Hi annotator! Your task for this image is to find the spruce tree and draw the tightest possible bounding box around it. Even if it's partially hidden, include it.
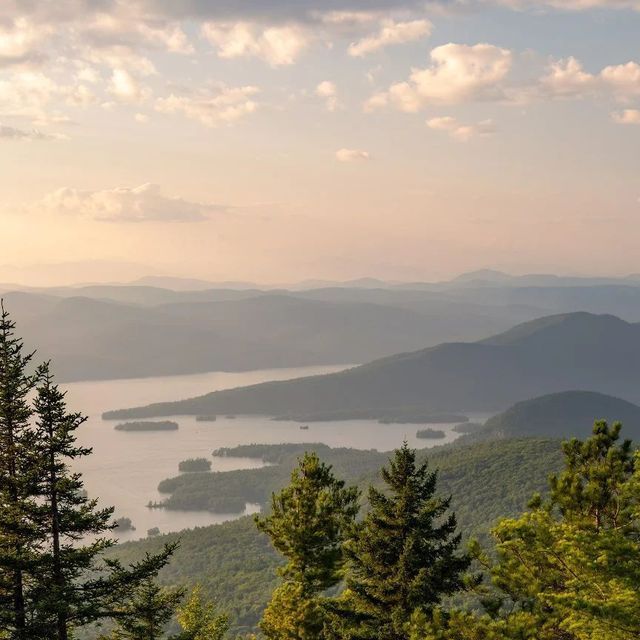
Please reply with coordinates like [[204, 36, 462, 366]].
[[27, 362, 116, 638], [0, 304, 38, 639], [342, 443, 469, 640], [104, 575, 185, 640], [416, 422, 640, 640], [256, 452, 359, 639], [0, 306, 188, 639]]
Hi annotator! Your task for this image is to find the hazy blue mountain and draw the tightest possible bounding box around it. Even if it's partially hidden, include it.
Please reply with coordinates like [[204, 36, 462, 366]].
[[479, 391, 640, 439], [3, 289, 533, 382], [104, 312, 640, 420]]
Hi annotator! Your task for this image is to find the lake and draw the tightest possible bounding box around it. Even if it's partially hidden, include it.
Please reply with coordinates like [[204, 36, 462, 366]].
[[65, 365, 482, 542]]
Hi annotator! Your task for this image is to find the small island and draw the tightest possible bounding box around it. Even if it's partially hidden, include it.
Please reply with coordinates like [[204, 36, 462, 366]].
[[114, 420, 179, 432], [179, 457, 212, 472], [416, 428, 446, 439], [196, 415, 217, 422], [114, 516, 135, 531]]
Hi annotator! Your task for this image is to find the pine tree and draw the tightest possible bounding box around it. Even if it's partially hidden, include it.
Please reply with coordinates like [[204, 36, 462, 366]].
[[176, 585, 229, 640], [0, 304, 38, 639], [26, 361, 116, 639], [416, 422, 640, 640], [0, 306, 188, 639], [341, 443, 469, 640], [104, 576, 185, 640], [256, 452, 359, 639]]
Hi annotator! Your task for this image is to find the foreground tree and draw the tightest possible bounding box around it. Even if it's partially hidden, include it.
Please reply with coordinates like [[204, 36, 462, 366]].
[[28, 362, 116, 638], [0, 305, 38, 639], [417, 422, 640, 640], [340, 443, 469, 640], [104, 572, 184, 640], [0, 305, 188, 639], [176, 585, 229, 640], [256, 452, 359, 639]]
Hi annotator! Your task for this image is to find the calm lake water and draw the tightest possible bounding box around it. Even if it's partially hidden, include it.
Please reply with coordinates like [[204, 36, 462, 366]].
[[64, 365, 479, 542]]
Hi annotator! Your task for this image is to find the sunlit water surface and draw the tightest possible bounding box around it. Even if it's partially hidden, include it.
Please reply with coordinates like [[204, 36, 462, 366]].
[[64, 365, 485, 541]]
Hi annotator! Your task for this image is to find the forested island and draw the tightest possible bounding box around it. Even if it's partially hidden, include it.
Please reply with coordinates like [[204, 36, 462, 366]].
[[178, 457, 212, 472], [114, 420, 179, 432], [196, 415, 217, 422], [416, 428, 446, 439]]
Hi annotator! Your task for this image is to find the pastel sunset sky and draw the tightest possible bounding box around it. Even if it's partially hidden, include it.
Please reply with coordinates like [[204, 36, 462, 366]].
[[1, 1, 639, 284]]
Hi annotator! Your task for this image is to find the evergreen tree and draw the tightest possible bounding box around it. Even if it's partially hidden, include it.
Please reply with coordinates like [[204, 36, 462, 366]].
[[104, 575, 184, 640], [27, 362, 116, 639], [0, 307, 188, 639], [0, 304, 38, 639], [256, 452, 359, 639], [417, 422, 640, 640], [176, 585, 229, 640], [341, 443, 469, 640]]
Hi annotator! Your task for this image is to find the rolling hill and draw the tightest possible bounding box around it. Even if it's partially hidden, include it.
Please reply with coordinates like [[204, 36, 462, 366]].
[[104, 312, 640, 420], [2, 289, 540, 382], [478, 391, 640, 439]]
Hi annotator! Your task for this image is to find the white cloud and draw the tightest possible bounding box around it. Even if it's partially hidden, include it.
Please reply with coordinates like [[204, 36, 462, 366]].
[[201, 22, 311, 66], [348, 19, 432, 57], [109, 68, 151, 103], [539, 57, 599, 98], [336, 148, 371, 162], [82, 12, 193, 55], [0, 70, 57, 120], [37, 183, 228, 223], [0, 123, 62, 141], [540, 58, 640, 101], [601, 61, 640, 99], [612, 109, 640, 124], [135, 112, 149, 123], [155, 85, 260, 127], [0, 17, 50, 67], [315, 80, 339, 111], [426, 115, 495, 141], [495, 0, 640, 10], [369, 43, 513, 112]]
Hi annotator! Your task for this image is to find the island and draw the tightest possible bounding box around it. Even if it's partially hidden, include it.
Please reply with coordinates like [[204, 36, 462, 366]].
[[114, 420, 179, 432], [416, 428, 446, 439], [179, 458, 212, 472], [196, 415, 217, 422], [114, 516, 135, 531]]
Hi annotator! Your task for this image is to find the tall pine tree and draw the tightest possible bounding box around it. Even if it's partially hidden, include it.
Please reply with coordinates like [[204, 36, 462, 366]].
[[256, 452, 359, 639], [0, 304, 38, 639], [27, 362, 117, 639], [0, 305, 188, 639], [340, 443, 469, 640]]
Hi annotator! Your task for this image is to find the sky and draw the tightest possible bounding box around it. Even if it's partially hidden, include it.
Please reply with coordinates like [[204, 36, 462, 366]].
[[1, 0, 640, 285]]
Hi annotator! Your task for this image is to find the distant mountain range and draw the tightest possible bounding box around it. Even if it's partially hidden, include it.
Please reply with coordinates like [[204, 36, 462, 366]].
[[103, 312, 640, 420], [4, 270, 640, 382]]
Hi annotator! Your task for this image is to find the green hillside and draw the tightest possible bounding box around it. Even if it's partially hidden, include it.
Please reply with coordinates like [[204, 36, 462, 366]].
[[110, 437, 564, 634], [479, 390, 640, 439]]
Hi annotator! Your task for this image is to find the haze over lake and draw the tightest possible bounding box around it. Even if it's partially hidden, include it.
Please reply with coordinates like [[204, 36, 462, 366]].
[[64, 365, 479, 542]]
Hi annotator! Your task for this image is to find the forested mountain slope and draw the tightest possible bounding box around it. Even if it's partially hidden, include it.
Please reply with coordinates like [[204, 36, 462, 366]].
[[105, 312, 640, 419]]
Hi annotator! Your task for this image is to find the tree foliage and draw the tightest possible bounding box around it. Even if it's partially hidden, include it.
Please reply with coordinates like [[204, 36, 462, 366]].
[[417, 422, 640, 640], [256, 452, 359, 639], [339, 443, 469, 640]]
